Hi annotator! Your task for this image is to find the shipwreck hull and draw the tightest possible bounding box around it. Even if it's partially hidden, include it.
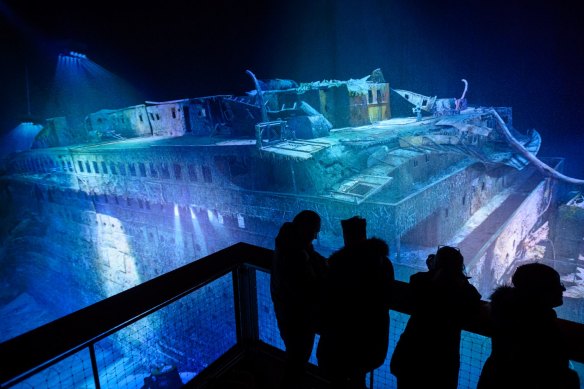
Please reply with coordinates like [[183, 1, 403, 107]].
[[0, 143, 553, 314], [0, 125, 569, 383]]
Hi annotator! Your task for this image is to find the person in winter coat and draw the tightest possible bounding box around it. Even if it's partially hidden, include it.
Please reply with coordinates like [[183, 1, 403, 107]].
[[390, 245, 481, 389], [271, 210, 327, 389], [477, 263, 579, 389], [317, 216, 394, 389]]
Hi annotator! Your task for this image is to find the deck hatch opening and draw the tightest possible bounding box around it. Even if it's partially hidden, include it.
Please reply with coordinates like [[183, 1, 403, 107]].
[[348, 183, 375, 196]]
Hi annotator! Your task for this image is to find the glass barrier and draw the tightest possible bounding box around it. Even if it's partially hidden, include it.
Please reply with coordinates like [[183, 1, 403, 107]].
[[11, 349, 95, 389], [258, 268, 498, 389], [11, 273, 236, 389], [6, 260, 582, 389]]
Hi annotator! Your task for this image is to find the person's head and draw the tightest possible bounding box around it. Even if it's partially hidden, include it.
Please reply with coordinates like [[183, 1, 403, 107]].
[[292, 210, 321, 247], [341, 216, 367, 247], [275, 222, 297, 251], [426, 254, 436, 271], [434, 245, 466, 276], [367, 237, 390, 259], [512, 263, 565, 308]]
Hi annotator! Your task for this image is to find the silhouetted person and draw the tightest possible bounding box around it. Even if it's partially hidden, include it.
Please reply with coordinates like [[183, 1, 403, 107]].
[[426, 253, 436, 272], [317, 216, 394, 388], [390, 246, 481, 389], [477, 263, 579, 389], [271, 210, 327, 389]]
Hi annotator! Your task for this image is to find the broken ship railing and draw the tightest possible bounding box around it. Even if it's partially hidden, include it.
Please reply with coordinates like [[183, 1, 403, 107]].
[[0, 242, 583, 388]]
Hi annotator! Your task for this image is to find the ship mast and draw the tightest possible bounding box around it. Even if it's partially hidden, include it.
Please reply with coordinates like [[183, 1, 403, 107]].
[[245, 69, 268, 122]]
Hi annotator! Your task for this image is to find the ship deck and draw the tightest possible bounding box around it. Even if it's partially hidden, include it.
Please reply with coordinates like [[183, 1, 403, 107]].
[[61, 113, 479, 154]]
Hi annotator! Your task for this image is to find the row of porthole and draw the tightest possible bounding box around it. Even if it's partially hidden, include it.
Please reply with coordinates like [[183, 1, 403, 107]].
[[44, 188, 204, 216], [47, 198, 221, 236], [13, 156, 64, 173], [15, 156, 214, 184]]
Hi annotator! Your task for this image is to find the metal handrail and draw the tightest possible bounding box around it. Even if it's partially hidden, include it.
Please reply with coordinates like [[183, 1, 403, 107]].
[[0, 242, 264, 387], [1, 242, 582, 387]]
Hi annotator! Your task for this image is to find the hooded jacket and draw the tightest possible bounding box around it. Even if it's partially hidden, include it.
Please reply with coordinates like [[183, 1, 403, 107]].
[[317, 237, 394, 372], [477, 286, 578, 389]]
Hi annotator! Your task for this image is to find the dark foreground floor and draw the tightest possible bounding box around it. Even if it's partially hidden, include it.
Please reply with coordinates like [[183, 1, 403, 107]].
[[185, 343, 329, 389]]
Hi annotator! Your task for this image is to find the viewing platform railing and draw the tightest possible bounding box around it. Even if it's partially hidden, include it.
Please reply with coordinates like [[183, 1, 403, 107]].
[[1, 242, 583, 388]]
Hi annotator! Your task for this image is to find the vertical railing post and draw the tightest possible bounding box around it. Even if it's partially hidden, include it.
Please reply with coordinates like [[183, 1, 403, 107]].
[[88, 343, 101, 389], [232, 264, 259, 346]]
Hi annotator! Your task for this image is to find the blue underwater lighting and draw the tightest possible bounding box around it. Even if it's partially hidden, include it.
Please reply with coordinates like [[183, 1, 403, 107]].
[[0, 122, 43, 159], [48, 51, 142, 129], [68, 51, 87, 59], [58, 52, 87, 62], [57, 51, 87, 60], [1, 26, 582, 385]]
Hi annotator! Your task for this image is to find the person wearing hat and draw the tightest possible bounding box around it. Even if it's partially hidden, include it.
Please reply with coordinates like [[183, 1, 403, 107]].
[[317, 216, 394, 389], [390, 245, 481, 389]]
